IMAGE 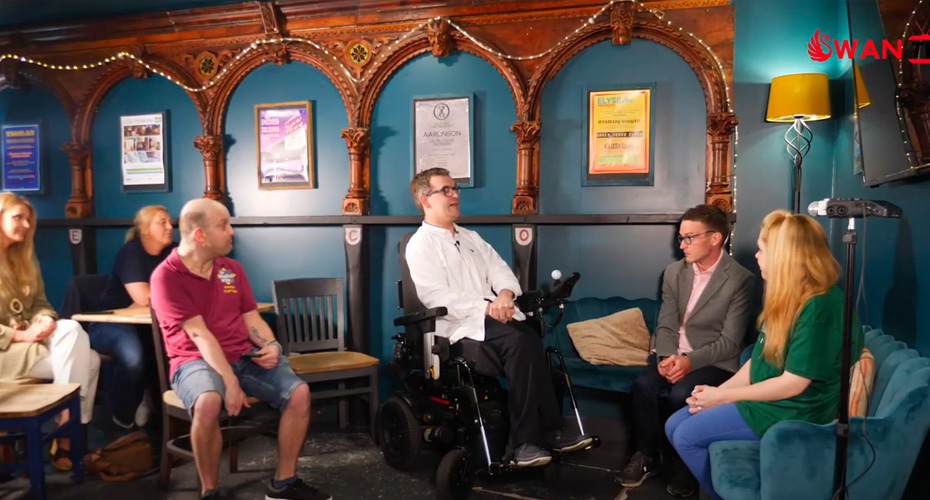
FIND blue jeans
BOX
[665,403,760,500]
[88,322,153,424]
[171,350,305,417]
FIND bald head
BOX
[179,198,228,240]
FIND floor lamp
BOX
[766,73,832,213]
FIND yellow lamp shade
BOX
[854,63,871,109]
[766,73,832,122]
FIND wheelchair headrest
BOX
[398,232,427,315]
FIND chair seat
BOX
[709,440,762,500]
[162,390,262,410]
[287,351,378,375]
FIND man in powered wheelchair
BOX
[376,167,598,499]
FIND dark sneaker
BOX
[201,490,229,500]
[546,430,594,453]
[614,451,659,488]
[265,478,333,500]
[514,443,552,467]
[666,460,697,497]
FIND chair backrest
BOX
[148,307,172,399]
[397,232,426,315]
[869,348,920,416]
[271,278,345,354]
[58,274,109,319]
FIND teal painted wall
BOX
[0,85,73,308]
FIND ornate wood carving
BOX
[0,58,21,89]
[181,50,233,83]
[61,142,93,218]
[511,121,541,214]
[706,112,739,212]
[427,18,452,57]
[341,128,370,215]
[259,1,284,35]
[611,1,636,45]
[194,135,224,201]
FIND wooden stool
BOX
[0,383,84,499]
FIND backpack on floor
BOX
[82,431,154,482]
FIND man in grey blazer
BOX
[616,205,755,497]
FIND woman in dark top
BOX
[90,205,176,428]
[664,210,861,500]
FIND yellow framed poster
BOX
[585,86,654,186]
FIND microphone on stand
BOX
[807,198,902,218]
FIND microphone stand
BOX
[832,217,857,499]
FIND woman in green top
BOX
[665,210,860,500]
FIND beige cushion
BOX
[849,348,876,418]
[567,308,651,366]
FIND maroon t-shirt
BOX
[150,249,258,377]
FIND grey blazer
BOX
[654,253,756,373]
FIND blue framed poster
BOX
[1,123,43,193]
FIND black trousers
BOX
[631,353,731,458]
[483,317,562,446]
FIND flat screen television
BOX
[849,0,930,186]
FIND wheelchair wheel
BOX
[436,449,475,500]
[378,396,421,471]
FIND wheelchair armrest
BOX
[393,306,448,327]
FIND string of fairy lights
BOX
[0,0,739,237]
[895,0,924,166]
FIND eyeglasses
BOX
[426,185,461,197]
[677,231,715,245]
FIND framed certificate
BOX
[255,101,314,190]
[583,85,655,186]
[1,123,43,194]
[413,95,474,186]
[120,112,169,192]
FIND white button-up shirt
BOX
[405,222,525,343]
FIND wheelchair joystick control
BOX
[551,269,562,282]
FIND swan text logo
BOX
[807,27,930,64]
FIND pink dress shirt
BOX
[677,251,724,355]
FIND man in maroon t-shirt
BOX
[150,199,331,500]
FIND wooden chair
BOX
[0,383,84,500]
[58,274,113,365]
[271,278,379,434]
[149,308,266,489]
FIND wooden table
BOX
[0,383,84,499]
[72,302,274,324]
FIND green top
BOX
[736,286,861,437]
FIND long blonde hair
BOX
[126,205,168,242]
[757,210,839,367]
[0,192,39,299]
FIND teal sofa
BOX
[708,328,930,500]
[543,296,661,393]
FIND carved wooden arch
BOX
[0,71,76,120]
[897,2,930,165]
[72,56,206,144]
[203,43,359,135]
[522,16,737,213]
[358,31,527,128]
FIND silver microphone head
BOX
[551,270,562,281]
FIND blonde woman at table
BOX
[0,192,101,470]
[89,205,176,429]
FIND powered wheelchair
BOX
[376,233,600,500]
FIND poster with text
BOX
[1,124,41,192]
[586,88,653,186]
[413,96,473,185]
[120,112,167,191]
[255,101,314,190]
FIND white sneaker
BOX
[135,389,153,427]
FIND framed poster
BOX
[255,101,314,190]
[120,112,168,192]
[413,95,474,186]
[1,123,43,194]
[583,85,655,186]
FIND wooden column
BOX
[706,112,739,212]
[511,121,541,215]
[61,142,93,218]
[194,135,224,201]
[340,128,369,215]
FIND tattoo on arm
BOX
[248,326,267,346]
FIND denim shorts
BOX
[171,350,305,417]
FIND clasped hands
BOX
[685,385,727,414]
[11,314,56,343]
[485,291,516,323]
[657,354,691,384]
